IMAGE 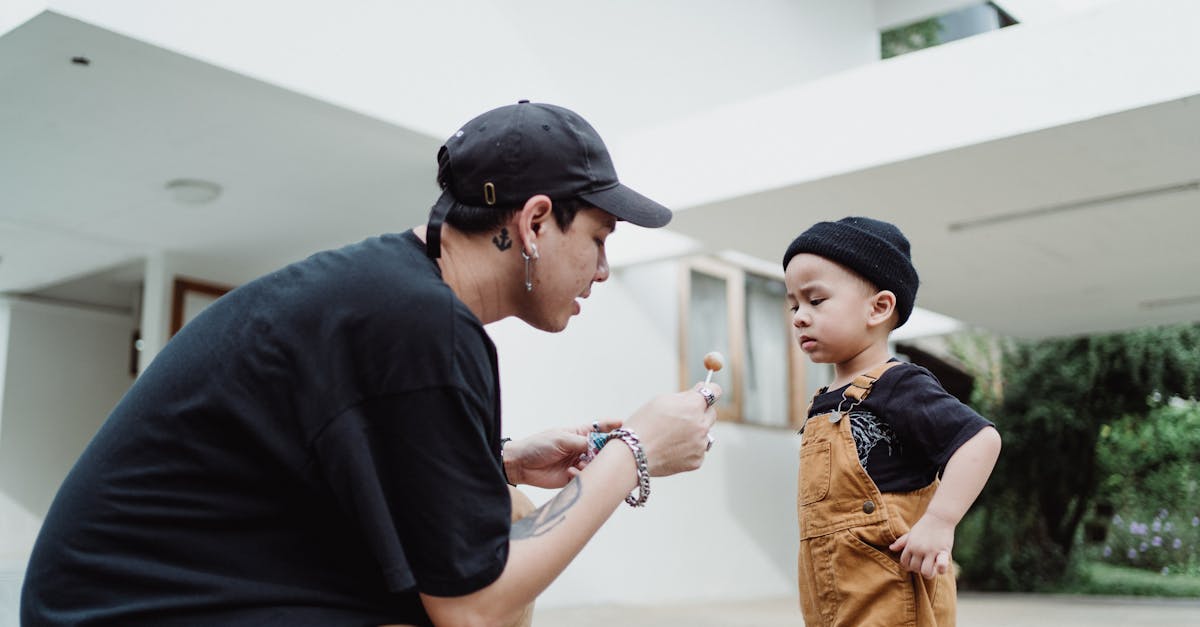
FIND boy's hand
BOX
[889,511,955,579]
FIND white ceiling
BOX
[2,7,1198,339]
[1,12,441,299]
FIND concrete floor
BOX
[533,592,1200,626]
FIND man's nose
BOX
[594,251,610,283]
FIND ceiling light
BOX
[948,180,1199,232]
[1139,294,1200,310]
[165,178,222,204]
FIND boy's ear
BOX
[867,290,898,329]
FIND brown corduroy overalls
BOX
[797,362,956,627]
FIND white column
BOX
[138,251,171,375]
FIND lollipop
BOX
[703,351,725,385]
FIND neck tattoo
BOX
[492,228,513,251]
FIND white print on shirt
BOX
[848,410,900,470]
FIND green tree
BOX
[954,323,1200,589]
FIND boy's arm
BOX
[888,426,1002,578]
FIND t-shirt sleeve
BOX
[311,384,511,598]
[881,366,995,469]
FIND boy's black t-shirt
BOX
[807,360,994,493]
[21,231,511,626]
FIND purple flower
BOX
[1152,520,1162,532]
[1139,542,1149,552]
[1193,516,1199,527]
[1161,567,1170,575]
[1103,545,1112,557]
[1130,522,1148,535]
[1173,538,1183,550]
[1159,509,1170,519]
[1127,548,1138,559]
[1152,536,1162,547]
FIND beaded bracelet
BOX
[604,428,651,507]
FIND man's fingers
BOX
[594,419,623,432]
[691,382,723,428]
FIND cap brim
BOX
[578,183,672,228]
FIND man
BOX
[22,101,719,626]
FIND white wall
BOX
[0,298,135,624]
[489,263,802,607]
[617,0,1200,211]
[0,298,134,516]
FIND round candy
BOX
[703,351,725,371]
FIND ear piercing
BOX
[522,243,539,292]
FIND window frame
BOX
[677,256,811,429]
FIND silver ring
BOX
[698,387,717,408]
[706,433,715,451]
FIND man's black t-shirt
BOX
[22,231,511,626]
[808,361,994,493]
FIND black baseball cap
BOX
[425,100,672,258]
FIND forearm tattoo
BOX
[510,478,582,540]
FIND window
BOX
[881,2,1018,59]
[679,257,827,428]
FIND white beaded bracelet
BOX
[605,428,651,507]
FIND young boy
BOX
[783,216,1001,627]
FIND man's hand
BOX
[503,420,623,488]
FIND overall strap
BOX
[799,361,902,434]
[843,361,903,403]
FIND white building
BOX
[2,0,1198,621]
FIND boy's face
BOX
[784,253,880,364]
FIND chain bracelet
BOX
[606,428,650,507]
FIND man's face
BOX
[520,207,615,332]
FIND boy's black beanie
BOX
[781,216,920,328]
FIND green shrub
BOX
[1082,402,1200,576]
